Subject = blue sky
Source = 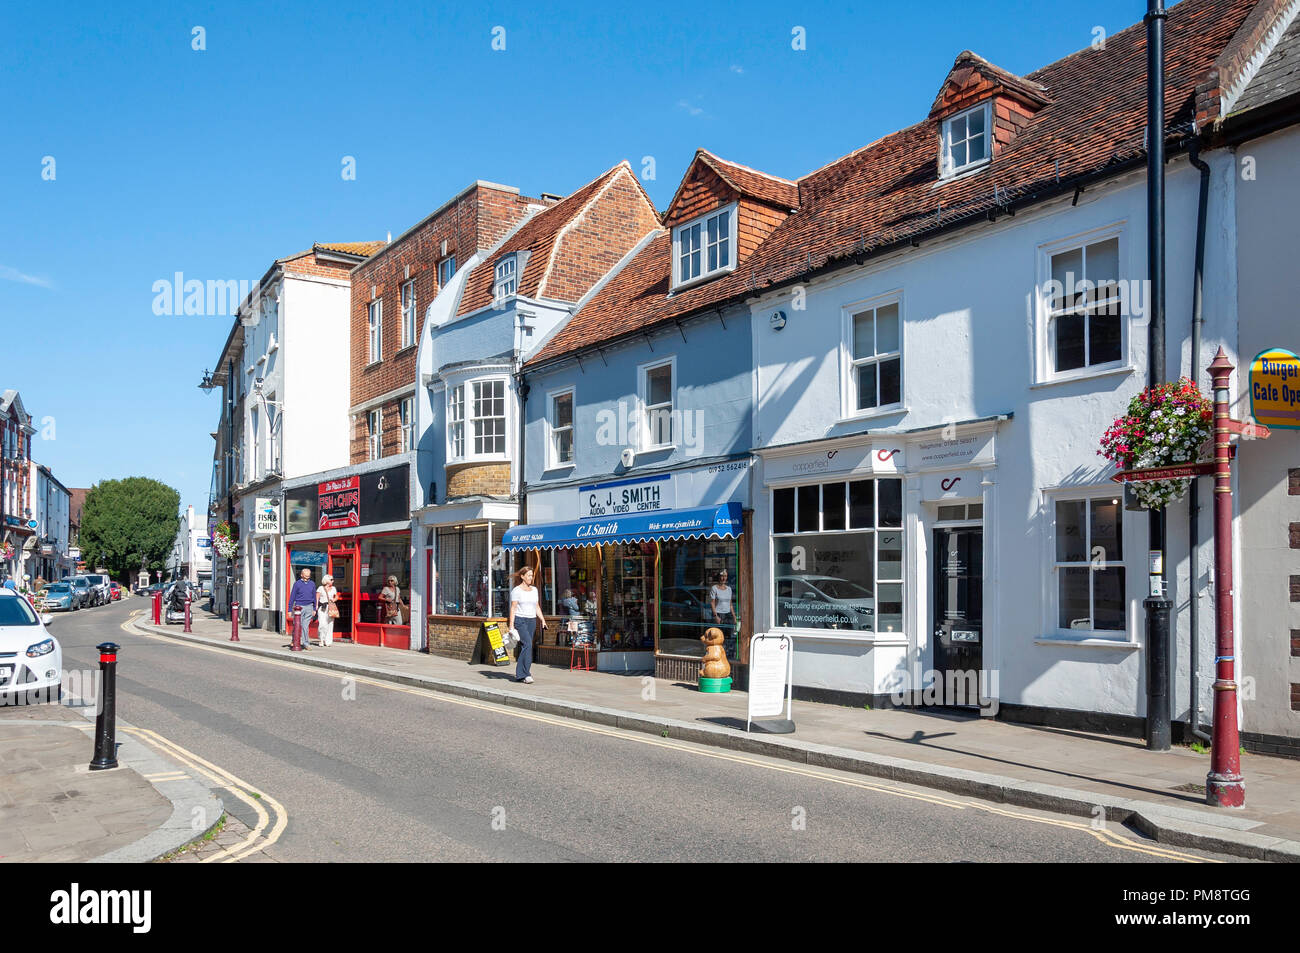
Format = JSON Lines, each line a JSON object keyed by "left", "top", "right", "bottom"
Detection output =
{"left": 1, "top": 0, "right": 1160, "bottom": 514}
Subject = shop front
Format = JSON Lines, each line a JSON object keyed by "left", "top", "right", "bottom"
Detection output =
{"left": 753, "top": 421, "right": 1000, "bottom": 707}
{"left": 505, "top": 461, "right": 752, "bottom": 679}
{"left": 282, "top": 461, "right": 413, "bottom": 649}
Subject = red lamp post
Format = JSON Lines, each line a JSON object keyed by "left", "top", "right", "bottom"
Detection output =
{"left": 1206, "top": 348, "right": 1244, "bottom": 808}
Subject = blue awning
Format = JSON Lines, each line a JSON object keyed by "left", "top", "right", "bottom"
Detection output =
{"left": 501, "top": 503, "right": 744, "bottom": 551}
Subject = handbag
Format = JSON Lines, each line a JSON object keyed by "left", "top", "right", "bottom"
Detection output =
{"left": 327, "top": 601, "right": 340, "bottom": 620}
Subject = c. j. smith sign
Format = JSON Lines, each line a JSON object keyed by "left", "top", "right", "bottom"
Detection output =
{"left": 318, "top": 476, "right": 360, "bottom": 531}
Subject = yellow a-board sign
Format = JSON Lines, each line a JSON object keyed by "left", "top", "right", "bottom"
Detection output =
{"left": 483, "top": 621, "right": 511, "bottom": 666}
{"left": 1249, "top": 348, "right": 1300, "bottom": 430}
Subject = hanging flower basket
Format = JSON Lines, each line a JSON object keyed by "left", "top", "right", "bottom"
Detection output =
{"left": 212, "top": 521, "right": 239, "bottom": 560}
{"left": 1099, "top": 378, "right": 1213, "bottom": 509}
{"left": 0, "top": 541, "right": 14, "bottom": 561}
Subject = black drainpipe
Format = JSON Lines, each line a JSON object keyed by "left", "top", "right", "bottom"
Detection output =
{"left": 1187, "top": 136, "right": 1212, "bottom": 743}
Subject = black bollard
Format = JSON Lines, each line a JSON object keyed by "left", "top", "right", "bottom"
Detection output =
{"left": 89, "top": 642, "right": 120, "bottom": 770}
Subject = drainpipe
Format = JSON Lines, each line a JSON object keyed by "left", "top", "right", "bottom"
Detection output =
{"left": 1144, "top": 0, "right": 1172, "bottom": 751}
{"left": 1187, "top": 137, "right": 1212, "bottom": 744}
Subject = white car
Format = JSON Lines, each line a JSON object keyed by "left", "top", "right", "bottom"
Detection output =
{"left": 0, "top": 589, "right": 62, "bottom": 705}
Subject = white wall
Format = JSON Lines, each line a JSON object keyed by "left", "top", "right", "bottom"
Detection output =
{"left": 282, "top": 273, "right": 353, "bottom": 479}
{"left": 1234, "top": 125, "right": 1300, "bottom": 742}
{"left": 746, "top": 156, "right": 1238, "bottom": 721}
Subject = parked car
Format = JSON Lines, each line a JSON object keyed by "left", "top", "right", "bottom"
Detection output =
{"left": 68, "top": 576, "right": 93, "bottom": 609}
{"left": 109, "top": 582, "right": 122, "bottom": 602}
{"left": 40, "top": 582, "right": 77, "bottom": 612}
{"left": 0, "top": 588, "right": 62, "bottom": 705}
{"left": 83, "top": 573, "right": 112, "bottom": 606}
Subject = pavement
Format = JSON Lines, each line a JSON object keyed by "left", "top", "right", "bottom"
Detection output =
{"left": 131, "top": 605, "right": 1300, "bottom": 863}
{"left": 0, "top": 692, "right": 224, "bottom": 863}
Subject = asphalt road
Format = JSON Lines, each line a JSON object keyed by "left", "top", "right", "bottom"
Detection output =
{"left": 42, "top": 600, "right": 1236, "bottom": 863}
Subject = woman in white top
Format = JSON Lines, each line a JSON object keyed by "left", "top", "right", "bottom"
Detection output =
{"left": 710, "top": 569, "right": 735, "bottom": 652}
{"left": 509, "top": 566, "right": 547, "bottom": 684}
{"left": 316, "top": 574, "right": 338, "bottom": 647}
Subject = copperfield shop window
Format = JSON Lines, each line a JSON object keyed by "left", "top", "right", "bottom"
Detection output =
{"left": 772, "top": 478, "right": 904, "bottom": 633}
{"left": 658, "top": 537, "right": 740, "bottom": 660}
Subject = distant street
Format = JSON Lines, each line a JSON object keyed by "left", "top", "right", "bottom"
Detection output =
{"left": 35, "top": 601, "right": 1233, "bottom": 863}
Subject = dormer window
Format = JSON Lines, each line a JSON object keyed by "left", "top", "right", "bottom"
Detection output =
{"left": 493, "top": 255, "right": 517, "bottom": 303}
{"left": 941, "top": 103, "right": 991, "bottom": 178}
{"left": 672, "top": 203, "right": 736, "bottom": 289}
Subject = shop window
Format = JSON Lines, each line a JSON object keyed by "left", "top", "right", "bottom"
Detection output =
{"left": 358, "top": 534, "right": 410, "bottom": 626}
{"left": 435, "top": 526, "right": 493, "bottom": 616}
{"left": 599, "top": 542, "right": 656, "bottom": 651}
{"left": 546, "top": 547, "right": 600, "bottom": 648}
{"left": 659, "top": 537, "right": 740, "bottom": 660}
{"left": 773, "top": 478, "right": 904, "bottom": 634}
{"left": 1053, "top": 494, "right": 1126, "bottom": 635}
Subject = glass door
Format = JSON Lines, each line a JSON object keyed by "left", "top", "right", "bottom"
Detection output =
{"left": 329, "top": 552, "right": 355, "bottom": 640}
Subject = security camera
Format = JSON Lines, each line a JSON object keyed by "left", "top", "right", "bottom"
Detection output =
{"left": 620, "top": 447, "right": 635, "bottom": 468}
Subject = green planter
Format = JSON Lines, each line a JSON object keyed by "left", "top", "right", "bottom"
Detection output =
{"left": 699, "top": 676, "right": 732, "bottom": 693}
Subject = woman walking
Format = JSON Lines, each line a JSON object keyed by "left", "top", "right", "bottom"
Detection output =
{"left": 508, "top": 566, "right": 546, "bottom": 684}
{"left": 316, "top": 574, "right": 338, "bottom": 647}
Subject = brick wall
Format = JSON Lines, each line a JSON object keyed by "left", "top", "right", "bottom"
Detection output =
{"left": 349, "top": 185, "right": 535, "bottom": 463}
{"left": 283, "top": 255, "right": 357, "bottom": 282}
{"left": 539, "top": 169, "right": 661, "bottom": 302}
{"left": 446, "top": 462, "right": 511, "bottom": 498}
{"left": 427, "top": 616, "right": 505, "bottom": 660}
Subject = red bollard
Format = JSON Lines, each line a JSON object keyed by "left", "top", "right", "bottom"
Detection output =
{"left": 151, "top": 590, "right": 161, "bottom": 625}
{"left": 291, "top": 606, "right": 303, "bottom": 652}
{"left": 184, "top": 592, "right": 192, "bottom": 633}
{"left": 230, "top": 601, "right": 240, "bottom": 642}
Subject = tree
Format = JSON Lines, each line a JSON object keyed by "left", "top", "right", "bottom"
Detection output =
{"left": 79, "top": 478, "right": 180, "bottom": 582}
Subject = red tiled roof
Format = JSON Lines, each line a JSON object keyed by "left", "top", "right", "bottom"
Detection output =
{"left": 694, "top": 150, "right": 800, "bottom": 209}
{"left": 529, "top": 0, "right": 1255, "bottom": 367}
{"left": 928, "top": 50, "right": 1051, "bottom": 116}
{"left": 456, "top": 162, "right": 651, "bottom": 316}
{"left": 314, "top": 241, "right": 387, "bottom": 258}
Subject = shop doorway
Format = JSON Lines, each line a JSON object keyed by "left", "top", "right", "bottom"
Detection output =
{"left": 931, "top": 526, "right": 983, "bottom": 708}
{"left": 328, "top": 551, "right": 355, "bottom": 641}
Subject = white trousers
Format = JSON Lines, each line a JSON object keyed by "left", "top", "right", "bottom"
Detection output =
{"left": 318, "top": 608, "right": 334, "bottom": 645}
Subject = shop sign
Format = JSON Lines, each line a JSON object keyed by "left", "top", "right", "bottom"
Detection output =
{"left": 67, "top": 547, "right": 80, "bottom": 561}
{"left": 1248, "top": 347, "right": 1300, "bottom": 430}
{"left": 764, "top": 444, "right": 874, "bottom": 483}
{"left": 254, "top": 497, "right": 281, "bottom": 535}
{"left": 870, "top": 441, "right": 905, "bottom": 474}
{"left": 921, "top": 469, "right": 981, "bottom": 502}
{"left": 318, "top": 476, "right": 361, "bottom": 531}
{"left": 482, "top": 621, "right": 510, "bottom": 666}
{"left": 914, "top": 431, "right": 994, "bottom": 470}
{"left": 289, "top": 550, "right": 328, "bottom": 567}
{"left": 747, "top": 633, "right": 793, "bottom": 728}
{"left": 579, "top": 473, "right": 675, "bottom": 519}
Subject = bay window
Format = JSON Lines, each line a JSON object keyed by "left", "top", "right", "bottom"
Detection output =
{"left": 446, "top": 377, "right": 508, "bottom": 461}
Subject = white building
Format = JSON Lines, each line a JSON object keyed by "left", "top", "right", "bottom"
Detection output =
{"left": 216, "top": 243, "right": 382, "bottom": 629}
{"left": 168, "top": 504, "right": 212, "bottom": 587}
{"left": 30, "top": 463, "right": 71, "bottom": 581}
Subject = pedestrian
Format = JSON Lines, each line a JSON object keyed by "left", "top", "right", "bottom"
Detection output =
{"left": 508, "top": 565, "right": 546, "bottom": 684}
{"left": 379, "top": 575, "right": 405, "bottom": 626}
{"left": 287, "top": 567, "right": 317, "bottom": 649}
{"left": 316, "top": 573, "right": 338, "bottom": 647}
{"left": 710, "top": 569, "right": 736, "bottom": 655}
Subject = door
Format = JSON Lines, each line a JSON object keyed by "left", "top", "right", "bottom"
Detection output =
{"left": 329, "top": 553, "right": 355, "bottom": 640}
{"left": 931, "top": 527, "right": 983, "bottom": 707}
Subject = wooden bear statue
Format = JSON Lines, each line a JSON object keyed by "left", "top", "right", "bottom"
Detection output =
{"left": 699, "top": 626, "right": 731, "bottom": 680}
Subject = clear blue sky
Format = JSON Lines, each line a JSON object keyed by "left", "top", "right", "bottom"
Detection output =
{"left": 1, "top": 0, "right": 1162, "bottom": 514}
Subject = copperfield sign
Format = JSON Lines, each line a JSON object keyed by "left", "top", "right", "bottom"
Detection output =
{"left": 1249, "top": 347, "right": 1300, "bottom": 430}
{"left": 318, "top": 476, "right": 361, "bottom": 531}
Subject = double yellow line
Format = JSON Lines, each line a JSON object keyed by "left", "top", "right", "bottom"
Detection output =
{"left": 124, "top": 611, "right": 1212, "bottom": 863}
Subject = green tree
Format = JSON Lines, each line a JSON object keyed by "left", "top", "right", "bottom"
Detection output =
{"left": 79, "top": 478, "right": 181, "bottom": 582}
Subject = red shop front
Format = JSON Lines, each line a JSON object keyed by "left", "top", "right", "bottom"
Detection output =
{"left": 282, "top": 464, "right": 413, "bottom": 650}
